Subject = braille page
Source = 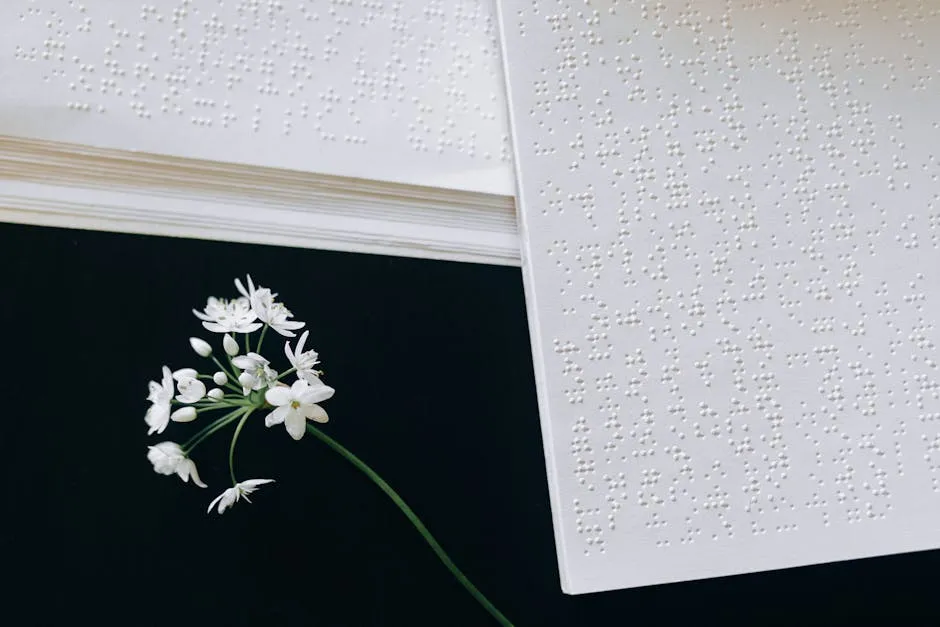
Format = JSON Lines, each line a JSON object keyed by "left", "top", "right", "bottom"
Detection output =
{"left": 495, "top": 0, "right": 940, "bottom": 593}
{"left": 0, "top": 1, "right": 513, "bottom": 195}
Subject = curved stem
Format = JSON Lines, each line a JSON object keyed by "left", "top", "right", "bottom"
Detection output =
{"left": 183, "top": 407, "right": 247, "bottom": 453}
{"left": 276, "top": 366, "right": 297, "bottom": 381}
{"left": 256, "top": 324, "right": 269, "bottom": 354}
{"left": 305, "top": 424, "right": 513, "bottom": 627}
{"left": 228, "top": 409, "right": 254, "bottom": 485}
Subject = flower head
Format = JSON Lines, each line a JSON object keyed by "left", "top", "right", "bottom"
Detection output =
{"left": 284, "top": 331, "right": 322, "bottom": 385}
{"left": 193, "top": 297, "right": 262, "bottom": 334}
{"left": 264, "top": 378, "right": 334, "bottom": 440}
{"left": 232, "top": 352, "right": 278, "bottom": 394}
{"left": 145, "top": 366, "right": 175, "bottom": 435}
{"left": 147, "top": 442, "right": 207, "bottom": 488}
{"left": 207, "top": 479, "right": 275, "bottom": 514}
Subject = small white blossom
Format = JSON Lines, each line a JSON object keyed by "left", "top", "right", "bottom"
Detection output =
{"left": 223, "top": 333, "right": 240, "bottom": 356}
{"left": 212, "top": 371, "right": 228, "bottom": 386}
{"left": 173, "top": 370, "right": 206, "bottom": 403}
{"left": 207, "top": 479, "right": 275, "bottom": 514}
{"left": 252, "top": 289, "right": 304, "bottom": 337}
{"left": 232, "top": 352, "right": 278, "bottom": 394}
{"left": 207, "top": 388, "right": 225, "bottom": 400}
{"left": 171, "top": 406, "right": 198, "bottom": 423}
{"left": 284, "top": 331, "right": 322, "bottom": 386}
{"left": 189, "top": 337, "right": 212, "bottom": 357}
{"left": 265, "top": 379, "right": 334, "bottom": 440}
{"left": 147, "top": 442, "right": 207, "bottom": 488}
{"left": 193, "top": 297, "right": 261, "bottom": 334}
{"left": 145, "top": 366, "right": 174, "bottom": 435}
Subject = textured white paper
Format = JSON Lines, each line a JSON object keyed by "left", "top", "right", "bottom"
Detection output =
{"left": 0, "top": 0, "right": 513, "bottom": 195}
{"left": 496, "top": 0, "right": 940, "bottom": 593}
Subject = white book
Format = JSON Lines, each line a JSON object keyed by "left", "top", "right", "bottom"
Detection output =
{"left": 496, "top": 0, "right": 940, "bottom": 593}
{"left": 0, "top": 0, "right": 518, "bottom": 265}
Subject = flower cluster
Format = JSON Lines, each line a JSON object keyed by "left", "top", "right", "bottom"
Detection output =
{"left": 145, "top": 275, "right": 334, "bottom": 514}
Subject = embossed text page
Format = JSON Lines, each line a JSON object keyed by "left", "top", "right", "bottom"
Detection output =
{"left": 496, "top": 0, "right": 940, "bottom": 593}
{"left": 1, "top": 0, "right": 513, "bottom": 194}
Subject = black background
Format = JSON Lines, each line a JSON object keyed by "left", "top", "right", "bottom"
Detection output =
{"left": 3, "top": 221, "right": 939, "bottom": 626}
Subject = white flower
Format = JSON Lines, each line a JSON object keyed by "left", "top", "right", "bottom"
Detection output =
{"left": 173, "top": 369, "right": 206, "bottom": 404}
{"left": 207, "top": 479, "right": 275, "bottom": 514}
{"left": 171, "top": 406, "right": 198, "bottom": 423}
{"left": 284, "top": 330, "right": 322, "bottom": 385}
{"left": 223, "top": 333, "right": 240, "bottom": 356}
{"left": 145, "top": 366, "right": 174, "bottom": 435}
{"left": 264, "top": 379, "right": 334, "bottom": 440}
{"left": 232, "top": 352, "right": 278, "bottom": 394}
{"left": 147, "top": 442, "right": 207, "bottom": 488}
{"left": 175, "top": 378, "right": 206, "bottom": 404}
{"left": 189, "top": 337, "right": 212, "bottom": 357}
{"left": 235, "top": 273, "right": 304, "bottom": 337}
{"left": 212, "top": 371, "right": 228, "bottom": 386}
{"left": 193, "top": 297, "right": 262, "bottom": 334}
{"left": 252, "top": 289, "right": 305, "bottom": 337}
{"left": 207, "top": 388, "right": 224, "bottom": 400}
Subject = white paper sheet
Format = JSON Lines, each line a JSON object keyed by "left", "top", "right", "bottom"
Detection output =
{"left": 0, "top": 0, "right": 514, "bottom": 195}
{"left": 496, "top": 0, "right": 940, "bottom": 593}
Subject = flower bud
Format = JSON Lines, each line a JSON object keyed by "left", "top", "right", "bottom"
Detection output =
{"left": 207, "top": 388, "right": 224, "bottom": 400}
{"left": 173, "top": 368, "right": 199, "bottom": 381}
{"left": 223, "top": 334, "right": 239, "bottom": 356}
{"left": 213, "top": 371, "right": 228, "bottom": 386}
{"left": 189, "top": 337, "right": 212, "bottom": 357}
{"left": 171, "top": 407, "right": 198, "bottom": 423}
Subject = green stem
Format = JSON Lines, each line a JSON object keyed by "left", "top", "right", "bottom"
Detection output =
{"left": 244, "top": 333, "right": 250, "bottom": 354}
{"left": 183, "top": 407, "right": 247, "bottom": 453}
{"left": 276, "top": 366, "right": 297, "bottom": 381}
{"left": 228, "top": 409, "right": 254, "bottom": 485}
{"left": 256, "top": 324, "right": 269, "bottom": 354}
{"left": 305, "top": 424, "right": 513, "bottom": 627}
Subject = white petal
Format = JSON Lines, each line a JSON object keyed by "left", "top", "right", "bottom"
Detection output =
{"left": 284, "top": 339, "right": 296, "bottom": 367}
{"left": 218, "top": 489, "right": 238, "bottom": 513}
{"left": 238, "top": 372, "right": 254, "bottom": 389}
{"left": 207, "top": 388, "right": 224, "bottom": 400}
{"left": 240, "top": 478, "right": 275, "bottom": 488}
{"left": 234, "top": 277, "right": 249, "bottom": 298}
{"left": 264, "top": 405, "right": 289, "bottom": 427}
{"left": 146, "top": 404, "right": 171, "bottom": 435}
{"left": 173, "top": 368, "right": 199, "bottom": 381}
{"left": 284, "top": 411, "right": 306, "bottom": 440}
{"left": 265, "top": 386, "right": 292, "bottom": 406}
{"left": 207, "top": 491, "right": 227, "bottom": 514}
{"left": 297, "top": 383, "right": 335, "bottom": 405}
{"left": 295, "top": 330, "right": 309, "bottom": 355}
{"left": 187, "top": 459, "right": 208, "bottom": 488}
{"left": 304, "top": 403, "right": 329, "bottom": 424}
{"left": 231, "top": 355, "right": 253, "bottom": 369}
